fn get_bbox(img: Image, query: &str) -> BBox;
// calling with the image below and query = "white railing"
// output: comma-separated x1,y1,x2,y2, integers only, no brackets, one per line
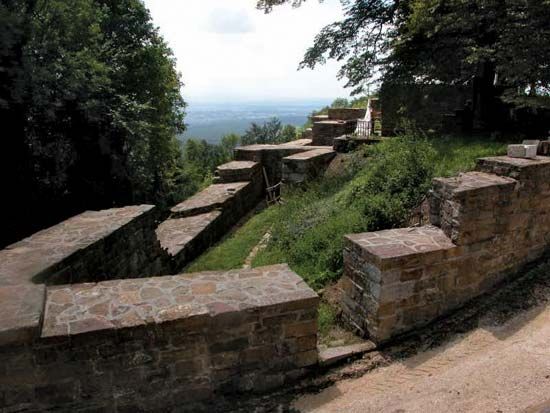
356,119,371,138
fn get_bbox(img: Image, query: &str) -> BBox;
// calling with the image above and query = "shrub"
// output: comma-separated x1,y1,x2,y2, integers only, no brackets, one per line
255,131,436,288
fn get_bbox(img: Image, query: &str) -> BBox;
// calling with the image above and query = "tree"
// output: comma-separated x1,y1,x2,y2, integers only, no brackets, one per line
0,0,186,246
241,118,297,145
331,98,351,108
258,0,550,130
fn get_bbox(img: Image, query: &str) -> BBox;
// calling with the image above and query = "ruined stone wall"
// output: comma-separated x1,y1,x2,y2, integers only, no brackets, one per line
311,121,357,146
3,205,165,288
235,144,329,185
1,261,319,413
157,161,266,272
0,205,168,347
282,148,336,184
341,155,550,343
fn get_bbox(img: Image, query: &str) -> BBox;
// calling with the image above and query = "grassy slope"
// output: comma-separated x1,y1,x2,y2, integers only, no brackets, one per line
186,136,509,289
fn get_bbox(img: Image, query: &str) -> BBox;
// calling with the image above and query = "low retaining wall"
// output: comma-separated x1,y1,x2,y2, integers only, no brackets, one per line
0,167,320,412
1,264,319,412
341,155,550,343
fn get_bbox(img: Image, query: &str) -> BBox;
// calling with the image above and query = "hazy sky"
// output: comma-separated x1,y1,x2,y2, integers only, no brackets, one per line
142,0,350,102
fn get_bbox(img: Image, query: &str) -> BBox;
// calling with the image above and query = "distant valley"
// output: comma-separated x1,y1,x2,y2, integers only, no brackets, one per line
179,100,330,143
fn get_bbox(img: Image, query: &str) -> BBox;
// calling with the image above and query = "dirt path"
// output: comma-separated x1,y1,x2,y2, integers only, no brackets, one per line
243,231,271,269
294,300,550,413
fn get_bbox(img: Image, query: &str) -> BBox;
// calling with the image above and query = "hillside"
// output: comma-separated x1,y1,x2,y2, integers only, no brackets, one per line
186,135,509,288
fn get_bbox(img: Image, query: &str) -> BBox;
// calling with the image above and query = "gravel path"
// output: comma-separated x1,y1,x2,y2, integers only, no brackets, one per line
294,285,550,412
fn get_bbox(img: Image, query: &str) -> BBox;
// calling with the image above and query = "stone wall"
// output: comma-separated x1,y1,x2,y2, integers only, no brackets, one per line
341,155,550,343
282,148,336,184
157,161,265,272
328,108,366,121
0,264,318,412
235,144,330,185
311,121,357,146
0,205,165,346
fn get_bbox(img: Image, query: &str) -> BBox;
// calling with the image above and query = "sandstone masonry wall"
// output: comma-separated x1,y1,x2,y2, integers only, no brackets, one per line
234,144,330,185
327,108,366,121
157,161,265,273
1,264,318,412
282,148,336,184
0,166,319,411
0,205,165,346
311,121,357,146
341,155,550,343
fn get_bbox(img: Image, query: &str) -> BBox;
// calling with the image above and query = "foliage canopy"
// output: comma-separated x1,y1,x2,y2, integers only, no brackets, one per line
0,0,186,246
258,0,550,106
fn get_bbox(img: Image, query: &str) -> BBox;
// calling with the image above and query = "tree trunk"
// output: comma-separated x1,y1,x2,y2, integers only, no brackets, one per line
472,61,497,131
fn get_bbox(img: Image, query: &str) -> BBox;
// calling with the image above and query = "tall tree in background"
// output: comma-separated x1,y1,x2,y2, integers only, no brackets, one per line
258,0,550,129
0,0,186,247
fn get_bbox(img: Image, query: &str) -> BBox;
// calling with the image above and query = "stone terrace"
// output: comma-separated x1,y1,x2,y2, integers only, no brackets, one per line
0,160,320,411
341,152,550,343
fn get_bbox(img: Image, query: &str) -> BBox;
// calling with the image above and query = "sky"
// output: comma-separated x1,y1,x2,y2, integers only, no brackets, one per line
142,0,350,102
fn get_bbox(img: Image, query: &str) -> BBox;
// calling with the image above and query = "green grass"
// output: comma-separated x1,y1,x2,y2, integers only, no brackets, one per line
186,135,510,289
430,136,508,176
185,206,279,272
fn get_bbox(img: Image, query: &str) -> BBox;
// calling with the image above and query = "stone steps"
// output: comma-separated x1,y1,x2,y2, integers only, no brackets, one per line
157,160,266,273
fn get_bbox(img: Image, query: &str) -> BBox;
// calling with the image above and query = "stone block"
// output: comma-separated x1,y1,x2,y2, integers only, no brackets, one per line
508,144,538,159
476,155,550,183
344,226,457,271
431,172,516,245
214,161,261,184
